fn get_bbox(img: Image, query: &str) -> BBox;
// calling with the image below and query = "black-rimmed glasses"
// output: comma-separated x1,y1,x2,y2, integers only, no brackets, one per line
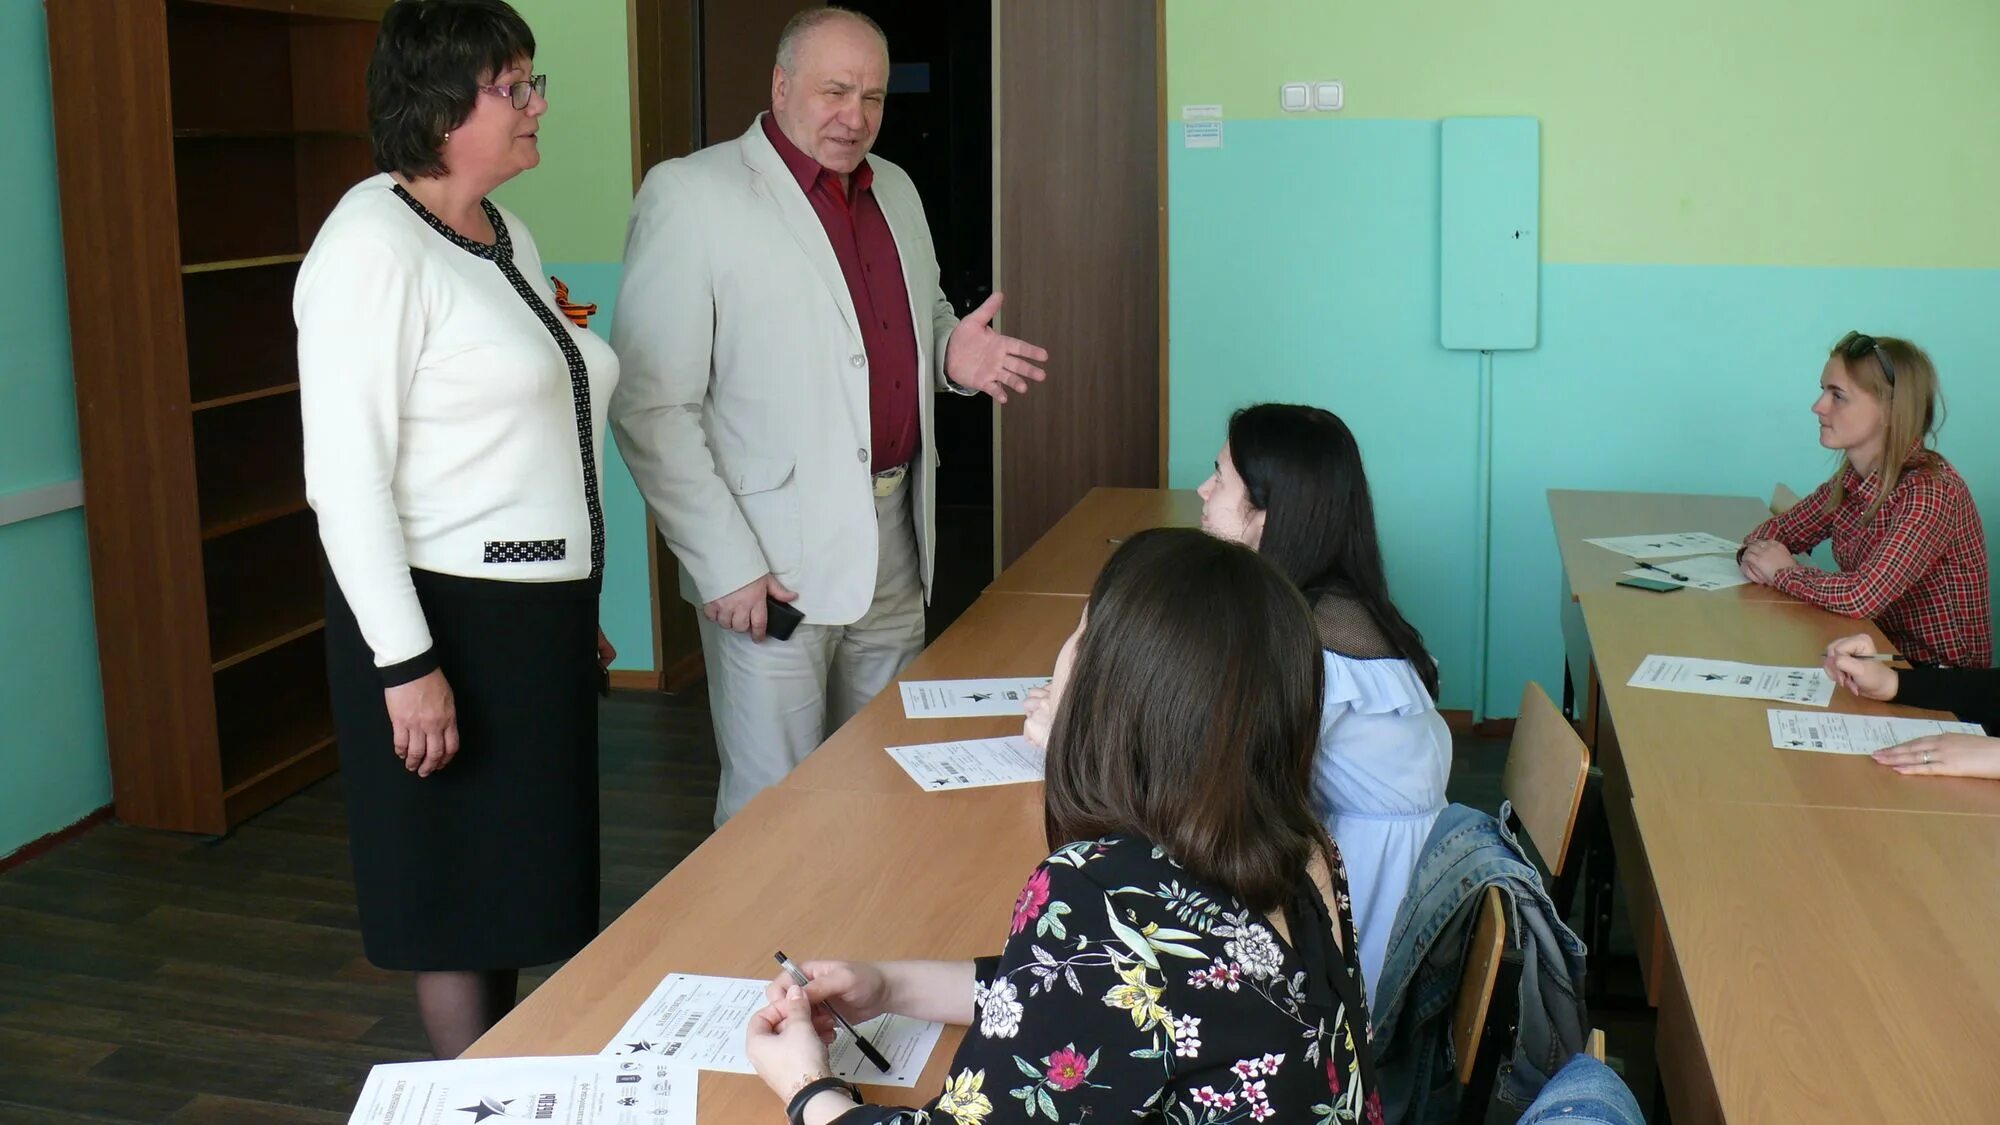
477,74,546,110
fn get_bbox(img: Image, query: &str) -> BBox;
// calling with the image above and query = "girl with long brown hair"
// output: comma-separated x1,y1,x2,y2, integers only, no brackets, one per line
743,529,1379,1125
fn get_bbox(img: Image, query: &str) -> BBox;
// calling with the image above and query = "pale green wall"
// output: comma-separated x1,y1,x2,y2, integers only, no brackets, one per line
493,0,635,262
1168,0,2000,267
490,0,659,670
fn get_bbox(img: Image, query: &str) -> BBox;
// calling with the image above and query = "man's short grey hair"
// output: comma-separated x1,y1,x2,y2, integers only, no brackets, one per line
775,7,889,74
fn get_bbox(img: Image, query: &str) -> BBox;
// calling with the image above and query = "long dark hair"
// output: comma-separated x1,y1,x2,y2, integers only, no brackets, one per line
1044,528,1333,913
1227,403,1438,699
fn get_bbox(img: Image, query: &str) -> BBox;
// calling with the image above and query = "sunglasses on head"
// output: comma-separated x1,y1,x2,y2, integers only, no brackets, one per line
1838,331,1897,390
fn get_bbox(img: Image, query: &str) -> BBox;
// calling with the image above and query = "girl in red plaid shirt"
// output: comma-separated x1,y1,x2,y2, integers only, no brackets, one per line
1739,332,1989,667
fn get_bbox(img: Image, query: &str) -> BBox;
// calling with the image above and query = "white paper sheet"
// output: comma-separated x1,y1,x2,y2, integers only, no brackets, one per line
899,677,1050,718
1767,709,1985,755
346,1055,695,1125
1627,655,1835,707
1584,531,1742,559
887,736,1044,791
602,974,943,1088
1620,554,1751,591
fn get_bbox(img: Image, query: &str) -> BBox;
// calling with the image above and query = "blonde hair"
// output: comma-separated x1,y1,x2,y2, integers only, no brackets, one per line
1824,332,1943,521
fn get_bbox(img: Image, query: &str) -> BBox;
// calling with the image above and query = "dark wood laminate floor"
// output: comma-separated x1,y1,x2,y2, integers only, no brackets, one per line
0,691,716,1124
0,698,1655,1122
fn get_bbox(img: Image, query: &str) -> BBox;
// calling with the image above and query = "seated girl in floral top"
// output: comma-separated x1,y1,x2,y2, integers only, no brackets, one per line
745,528,1382,1124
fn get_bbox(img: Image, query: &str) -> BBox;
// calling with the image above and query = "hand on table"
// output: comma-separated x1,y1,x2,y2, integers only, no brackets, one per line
1874,734,2000,779
1738,539,1796,585
1022,686,1055,750
761,960,892,1043
1822,633,1899,701
746,984,837,1103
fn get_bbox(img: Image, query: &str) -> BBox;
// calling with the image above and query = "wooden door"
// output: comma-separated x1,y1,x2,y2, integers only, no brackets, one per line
993,0,1163,565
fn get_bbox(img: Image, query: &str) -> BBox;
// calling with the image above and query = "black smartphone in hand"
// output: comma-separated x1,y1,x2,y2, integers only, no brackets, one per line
764,596,804,641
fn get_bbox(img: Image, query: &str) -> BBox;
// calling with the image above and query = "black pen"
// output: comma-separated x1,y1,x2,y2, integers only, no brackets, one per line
775,950,891,1073
1637,561,1690,582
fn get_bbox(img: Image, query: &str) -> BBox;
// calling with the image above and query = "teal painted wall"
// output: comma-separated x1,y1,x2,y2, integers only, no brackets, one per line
1166,0,2000,716
1168,121,1481,708
2,0,111,857
1167,115,2000,715
1487,266,2000,708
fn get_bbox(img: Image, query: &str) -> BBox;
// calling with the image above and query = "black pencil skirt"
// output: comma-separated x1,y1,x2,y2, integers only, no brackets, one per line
325,566,600,972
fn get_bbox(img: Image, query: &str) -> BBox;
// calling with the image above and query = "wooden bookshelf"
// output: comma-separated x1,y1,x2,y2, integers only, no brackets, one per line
46,0,386,834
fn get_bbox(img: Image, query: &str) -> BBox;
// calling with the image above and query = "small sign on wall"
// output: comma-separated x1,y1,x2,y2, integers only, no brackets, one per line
1184,121,1222,148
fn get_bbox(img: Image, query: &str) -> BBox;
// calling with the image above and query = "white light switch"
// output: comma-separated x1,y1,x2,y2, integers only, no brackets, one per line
1314,81,1343,111
1280,83,1310,112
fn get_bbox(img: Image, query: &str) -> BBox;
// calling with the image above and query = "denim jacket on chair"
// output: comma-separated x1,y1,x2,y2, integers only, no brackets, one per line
1370,801,1590,1124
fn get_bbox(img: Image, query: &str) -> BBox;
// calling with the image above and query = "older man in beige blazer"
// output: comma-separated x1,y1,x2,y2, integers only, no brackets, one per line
611,8,1047,825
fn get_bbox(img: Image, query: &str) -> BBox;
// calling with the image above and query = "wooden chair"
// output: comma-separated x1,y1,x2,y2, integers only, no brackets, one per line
1510,681,1632,1012
1586,1028,1607,1062
1770,482,1801,516
1451,886,1520,1123
1502,682,1592,908
1453,685,1594,1122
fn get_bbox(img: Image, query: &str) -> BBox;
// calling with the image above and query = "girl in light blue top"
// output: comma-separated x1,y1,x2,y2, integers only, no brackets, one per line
1198,403,1452,999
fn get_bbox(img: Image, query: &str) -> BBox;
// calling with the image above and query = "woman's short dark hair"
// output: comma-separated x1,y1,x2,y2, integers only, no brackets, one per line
1228,403,1439,699
1043,527,1333,914
367,0,536,179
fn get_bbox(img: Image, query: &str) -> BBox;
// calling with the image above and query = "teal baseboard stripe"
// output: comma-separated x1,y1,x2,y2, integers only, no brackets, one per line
0,479,83,528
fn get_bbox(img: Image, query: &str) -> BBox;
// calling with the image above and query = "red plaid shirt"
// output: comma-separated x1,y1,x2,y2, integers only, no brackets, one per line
1747,453,1991,667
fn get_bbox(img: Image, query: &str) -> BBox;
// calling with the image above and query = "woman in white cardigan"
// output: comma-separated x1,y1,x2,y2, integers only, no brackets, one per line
1196,403,1451,1000
295,0,618,1057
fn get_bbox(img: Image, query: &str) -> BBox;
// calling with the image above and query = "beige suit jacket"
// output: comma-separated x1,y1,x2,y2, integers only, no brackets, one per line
610,116,963,623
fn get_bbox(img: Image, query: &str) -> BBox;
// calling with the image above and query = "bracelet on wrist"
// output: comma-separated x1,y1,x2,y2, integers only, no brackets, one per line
788,1076,862,1125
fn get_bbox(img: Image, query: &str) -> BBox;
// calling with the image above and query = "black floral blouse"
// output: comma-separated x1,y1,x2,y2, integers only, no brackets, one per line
837,835,1380,1124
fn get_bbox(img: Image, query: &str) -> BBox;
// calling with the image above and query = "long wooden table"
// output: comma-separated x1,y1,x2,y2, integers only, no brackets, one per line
466,788,1046,1118
1552,489,2000,1124
1548,489,1784,744
466,491,1177,1119
1548,489,1783,604
986,486,1203,596
783,593,1081,796
1636,798,2000,1124
1582,593,2000,815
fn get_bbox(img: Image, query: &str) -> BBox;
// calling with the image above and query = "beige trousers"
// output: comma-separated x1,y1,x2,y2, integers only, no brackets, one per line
697,476,925,826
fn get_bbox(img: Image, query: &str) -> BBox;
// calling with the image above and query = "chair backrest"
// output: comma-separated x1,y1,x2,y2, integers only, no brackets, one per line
1770,482,1801,516
1450,886,1510,1086
1502,682,1592,877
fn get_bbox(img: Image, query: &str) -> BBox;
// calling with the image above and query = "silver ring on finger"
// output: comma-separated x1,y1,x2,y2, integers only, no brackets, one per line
1924,750,1933,765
